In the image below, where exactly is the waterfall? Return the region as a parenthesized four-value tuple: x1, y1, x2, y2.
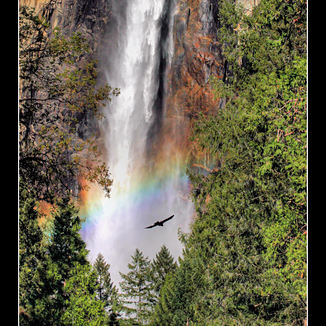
(80, 0, 194, 285)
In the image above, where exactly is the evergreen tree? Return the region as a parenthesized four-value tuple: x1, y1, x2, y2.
(151, 245, 177, 302)
(45, 197, 89, 324)
(19, 5, 117, 326)
(152, 0, 306, 324)
(149, 273, 175, 326)
(94, 253, 121, 325)
(62, 263, 107, 326)
(119, 249, 154, 325)
(48, 197, 88, 275)
(150, 250, 207, 326)
(19, 187, 52, 325)
(19, 192, 108, 325)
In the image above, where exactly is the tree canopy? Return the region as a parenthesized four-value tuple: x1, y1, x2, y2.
(19, 5, 119, 203)
(19, 0, 306, 324)
(152, 0, 306, 324)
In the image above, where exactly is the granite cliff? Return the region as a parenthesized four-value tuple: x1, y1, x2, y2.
(19, 0, 258, 165)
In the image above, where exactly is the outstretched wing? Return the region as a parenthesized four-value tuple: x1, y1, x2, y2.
(161, 214, 174, 224)
(145, 224, 156, 229)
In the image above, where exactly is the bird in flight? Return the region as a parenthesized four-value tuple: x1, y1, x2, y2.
(144, 215, 174, 229)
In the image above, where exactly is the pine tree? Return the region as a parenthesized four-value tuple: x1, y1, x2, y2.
(19, 187, 52, 325)
(48, 197, 88, 275)
(45, 197, 89, 325)
(150, 250, 207, 326)
(119, 249, 154, 325)
(152, 0, 306, 324)
(149, 273, 175, 326)
(94, 253, 121, 324)
(61, 263, 107, 326)
(151, 245, 177, 302)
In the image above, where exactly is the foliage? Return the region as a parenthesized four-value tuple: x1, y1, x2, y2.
(45, 198, 91, 325)
(19, 0, 306, 324)
(153, 0, 307, 324)
(119, 249, 155, 325)
(150, 249, 208, 326)
(19, 186, 53, 325)
(19, 193, 93, 325)
(19, 6, 118, 203)
(19, 5, 118, 326)
(94, 253, 122, 324)
(47, 198, 88, 281)
(150, 245, 177, 300)
(62, 263, 107, 326)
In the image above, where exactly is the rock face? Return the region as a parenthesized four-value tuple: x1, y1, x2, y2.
(162, 0, 260, 165)
(21, 0, 115, 141)
(20, 0, 49, 12)
(168, 0, 223, 114)
(161, 0, 224, 166)
(20, 0, 111, 58)
(20, 0, 258, 162)
(166, 0, 259, 118)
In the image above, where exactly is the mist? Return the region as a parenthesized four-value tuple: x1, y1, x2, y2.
(80, 0, 194, 287)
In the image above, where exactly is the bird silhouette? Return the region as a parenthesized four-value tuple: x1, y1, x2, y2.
(144, 215, 174, 229)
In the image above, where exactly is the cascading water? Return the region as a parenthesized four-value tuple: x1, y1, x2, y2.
(80, 0, 194, 285)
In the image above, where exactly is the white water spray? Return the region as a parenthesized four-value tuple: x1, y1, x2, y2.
(81, 0, 194, 286)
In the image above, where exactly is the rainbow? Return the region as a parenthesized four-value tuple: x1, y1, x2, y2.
(79, 151, 192, 238)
